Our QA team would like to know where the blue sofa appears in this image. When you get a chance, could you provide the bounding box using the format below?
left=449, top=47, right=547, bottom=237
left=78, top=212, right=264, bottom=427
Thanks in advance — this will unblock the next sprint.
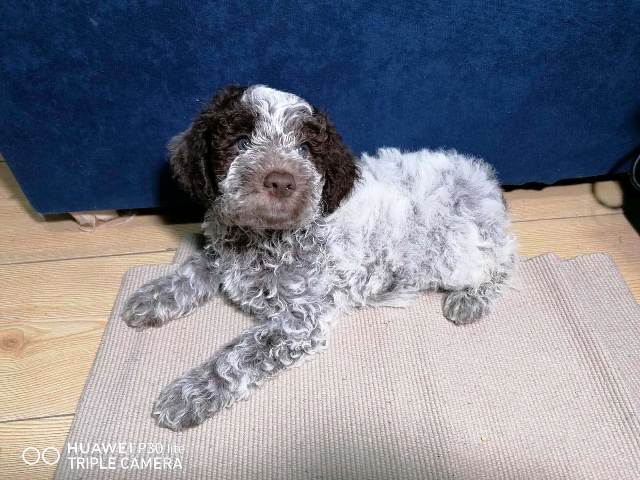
left=1, top=1, right=639, bottom=214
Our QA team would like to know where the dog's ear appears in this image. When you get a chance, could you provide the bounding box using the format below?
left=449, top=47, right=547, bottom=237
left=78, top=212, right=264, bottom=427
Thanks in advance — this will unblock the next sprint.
left=168, top=119, right=215, bottom=205
left=168, top=85, right=247, bottom=204
left=304, top=110, right=360, bottom=214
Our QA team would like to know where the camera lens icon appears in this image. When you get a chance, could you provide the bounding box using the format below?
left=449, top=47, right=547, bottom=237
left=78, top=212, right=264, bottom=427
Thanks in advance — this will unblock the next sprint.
left=22, top=446, right=60, bottom=466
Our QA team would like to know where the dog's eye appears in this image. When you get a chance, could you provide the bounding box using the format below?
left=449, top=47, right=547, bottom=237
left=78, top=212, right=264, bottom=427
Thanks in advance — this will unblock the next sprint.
left=296, top=143, right=310, bottom=158
left=235, top=136, right=250, bottom=151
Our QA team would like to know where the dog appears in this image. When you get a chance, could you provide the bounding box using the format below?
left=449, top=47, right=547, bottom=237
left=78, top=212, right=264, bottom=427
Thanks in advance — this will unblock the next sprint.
left=122, top=85, right=517, bottom=431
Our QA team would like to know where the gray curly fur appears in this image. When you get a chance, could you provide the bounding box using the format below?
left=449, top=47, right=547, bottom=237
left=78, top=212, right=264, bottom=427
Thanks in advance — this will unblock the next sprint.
left=122, top=85, right=517, bottom=431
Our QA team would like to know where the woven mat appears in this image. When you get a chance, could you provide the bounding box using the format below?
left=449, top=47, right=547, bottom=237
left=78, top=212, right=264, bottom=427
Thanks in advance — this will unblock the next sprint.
left=55, top=235, right=640, bottom=479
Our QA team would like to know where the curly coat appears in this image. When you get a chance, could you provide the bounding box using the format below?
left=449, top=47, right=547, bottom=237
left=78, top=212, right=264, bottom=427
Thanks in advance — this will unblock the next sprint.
left=122, top=85, right=517, bottom=431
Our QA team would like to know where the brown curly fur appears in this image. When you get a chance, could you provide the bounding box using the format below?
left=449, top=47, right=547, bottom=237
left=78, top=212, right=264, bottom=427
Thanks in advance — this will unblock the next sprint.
left=302, top=110, right=360, bottom=213
left=169, top=85, right=254, bottom=203
left=169, top=85, right=359, bottom=214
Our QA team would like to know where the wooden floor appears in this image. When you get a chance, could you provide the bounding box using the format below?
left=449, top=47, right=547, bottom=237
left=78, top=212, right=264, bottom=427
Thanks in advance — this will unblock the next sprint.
left=1, top=160, right=639, bottom=479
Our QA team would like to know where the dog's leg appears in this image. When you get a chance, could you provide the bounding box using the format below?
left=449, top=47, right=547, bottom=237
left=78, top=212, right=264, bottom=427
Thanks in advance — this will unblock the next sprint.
left=122, top=251, right=221, bottom=329
left=152, top=305, right=335, bottom=430
left=442, top=268, right=511, bottom=325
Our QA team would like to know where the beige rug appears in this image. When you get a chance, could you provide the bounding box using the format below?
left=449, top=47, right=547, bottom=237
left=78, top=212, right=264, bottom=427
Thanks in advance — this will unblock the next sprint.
left=55, top=236, right=640, bottom=479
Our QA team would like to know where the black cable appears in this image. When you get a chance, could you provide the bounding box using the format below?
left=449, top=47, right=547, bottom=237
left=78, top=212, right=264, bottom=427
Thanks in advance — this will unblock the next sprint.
left=631, top=151, right=640, bottom=191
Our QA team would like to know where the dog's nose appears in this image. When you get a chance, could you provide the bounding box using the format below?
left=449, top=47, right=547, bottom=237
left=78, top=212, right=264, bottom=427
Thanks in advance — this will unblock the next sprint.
left=263, top=171, right=296, bottom=198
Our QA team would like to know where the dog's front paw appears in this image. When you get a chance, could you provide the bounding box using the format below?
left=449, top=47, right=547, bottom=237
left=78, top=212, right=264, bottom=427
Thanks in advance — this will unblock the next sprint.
left=443, top=290, right=489, bottom=325
left=121, top=288, right=166, bottom=329
left=152, top=372, right=226, bottom=431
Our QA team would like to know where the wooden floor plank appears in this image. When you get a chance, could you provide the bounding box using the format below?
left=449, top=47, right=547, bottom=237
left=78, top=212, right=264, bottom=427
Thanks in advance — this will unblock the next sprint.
left=0, top=163, right=199, bottom=265
left=1, top=316, right=105, bottom=422
left=0, top=416, right=72, bottom=480
left=0, top=251, right=174, bottom=322
left=513, top=213, right=640, bottom=300
left=505, top=181, right=623, bottom=222
left=0, top=197, right=199, bottom=264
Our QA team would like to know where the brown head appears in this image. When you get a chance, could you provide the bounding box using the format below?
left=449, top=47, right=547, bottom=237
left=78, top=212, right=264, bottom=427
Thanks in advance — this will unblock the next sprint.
left=169, top=84, right=360, bottom=230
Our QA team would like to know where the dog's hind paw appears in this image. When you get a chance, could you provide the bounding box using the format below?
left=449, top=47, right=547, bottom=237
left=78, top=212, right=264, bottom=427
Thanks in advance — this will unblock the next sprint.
left=442, top=290, right=489, bottom=325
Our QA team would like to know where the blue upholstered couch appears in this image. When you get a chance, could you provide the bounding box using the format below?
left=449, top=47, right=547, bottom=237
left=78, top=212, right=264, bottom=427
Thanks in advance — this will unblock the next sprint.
left=1, top=2, right=639, bottom=214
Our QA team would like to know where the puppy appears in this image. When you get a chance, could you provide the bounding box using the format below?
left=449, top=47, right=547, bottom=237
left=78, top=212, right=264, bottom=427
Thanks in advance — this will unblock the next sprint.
left=122, top=85, right=516, bottom=430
